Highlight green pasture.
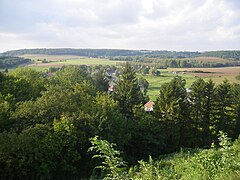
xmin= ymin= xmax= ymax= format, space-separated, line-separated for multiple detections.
xmin=140 ymin=69 xmax=239 ymax=100
xmin=140 ymin=71 xmax=198 ymax=100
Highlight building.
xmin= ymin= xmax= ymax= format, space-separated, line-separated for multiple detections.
xmin=108 ymin=81 xmax=115 ymax=93
xmin=144 ymin=101 xmax=155 ymax=112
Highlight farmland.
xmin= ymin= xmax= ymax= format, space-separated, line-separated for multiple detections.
xmin=140 ymin=73 xmax=197 ymax=100
xmin=168 ymin=67 xmax=240 ymax=83
xmin=139 ymin=67 xmax=240 ymax=100
xmin=20 ymin=54 xmax=125 ymax=71
xmin=16 ymin=54 xmax=240 ymax=99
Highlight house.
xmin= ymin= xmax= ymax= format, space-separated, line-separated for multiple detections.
xmin=108 ymin=81 xmax=115 ymax=93
xmin=108 ymin=85 xmax=114 ymax=93
xmin=144 ymin=101 xmax=155 ymax=112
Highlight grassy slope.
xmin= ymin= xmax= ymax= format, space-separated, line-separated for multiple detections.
xmin=127 ymin=134 xmax=240 ymax=179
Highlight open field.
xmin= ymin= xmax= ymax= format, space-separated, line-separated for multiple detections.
xmin=140 ymin=72 xmax=199 ymax=100
xmin=21 ymin=54 xmax=125 ymax=70
xmin=168 ymin=67 xmax=240 ymax=84
xmin=141 ymin=67 xmax=240 ymax=100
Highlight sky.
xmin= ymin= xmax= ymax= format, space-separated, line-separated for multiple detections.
xmin=0 ymin=0 xmax=240 ymax=52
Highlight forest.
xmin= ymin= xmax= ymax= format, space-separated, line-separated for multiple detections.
xmin=0 ymin=63 xmax=240 ymax=179
xmin=2 ymin=48 xmax=240 ymax=59
xmin=0 ymin=56 xmax=31 ymax=69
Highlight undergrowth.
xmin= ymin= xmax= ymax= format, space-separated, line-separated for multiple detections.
xmin=89 ymin=131 xmax=240 ymax=180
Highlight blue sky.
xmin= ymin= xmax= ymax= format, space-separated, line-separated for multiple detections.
xmin=0 ymin=0 xmax=240 ymax=52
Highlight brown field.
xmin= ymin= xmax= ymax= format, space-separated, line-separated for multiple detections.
xmin=20 ymin=54 xmax=86 ymax=62
xmin=168 ymin=67 xmax=240 ymax=84
xmin=169 ymin=67 xmax=240 ymax=75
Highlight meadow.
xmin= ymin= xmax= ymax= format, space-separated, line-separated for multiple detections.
xmin=140 ymin=72 xmax=197 ymax=100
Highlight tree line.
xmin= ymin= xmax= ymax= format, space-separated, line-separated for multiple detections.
xmin=2 ymin=48 xmax=240 ymax=59
xmin=129 ymin=58 xmax=240 ymax=68
xmin=0 ymin=56 xmax=31 ymax=69
xmin=0 ymin=63 xmax=240 ymax=178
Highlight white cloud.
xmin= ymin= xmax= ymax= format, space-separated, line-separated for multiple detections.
xmin=0 ymin=0 xmax=240 ymax=52
xmin=0 ymin=32 xmax=45 ymax=52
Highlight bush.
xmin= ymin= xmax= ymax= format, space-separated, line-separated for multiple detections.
xmin=126 ymin=131 xmax=240 ymax=179
xmin=89 ymin=136 xmax=127 ymax=179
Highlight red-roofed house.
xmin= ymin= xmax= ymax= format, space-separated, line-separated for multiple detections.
xmin=144 ymin=101 xmax=155 ymax=112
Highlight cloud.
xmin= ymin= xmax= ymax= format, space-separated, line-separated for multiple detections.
xmin=0 ymin=0 xmax=240 ymax=52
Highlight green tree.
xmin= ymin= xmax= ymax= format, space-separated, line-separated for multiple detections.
xmin=12 ymin=81 xmax=96 ymax=130
xmin=91 ymin=66 xmax=108 ymax=92
xmin=114 ymin=63 xmax=146 ymax=119
xmin=10 ymin=68 xmax=46 ymax=101
xmin=155 ymin=76 xmax=191 ymax=148
xmin=142 ymin=66 xmax=150 ymax=75
xmin=124 ymin=108 xmax=165 ymax=162
xmin=0 ymin=120 xmax=81 ymax=179
xmin=213 ymin=80 xmax=235 ymax=139
xmin=138 ymin=77 xmax=149 ymax=98
xmin=189 ymin=78 xmax=215 ymax=146
xmin=93 ymin=92 xmax=130 ymax=149
xmin=155 ymin=76 xmax=188 ymax=121
xmin=151 ymin=68 xmax=161 ymax=76
xmin=169 ymin=60 xmax=178 ymax=68
xmin=0 ymin=93 xmax=11 ymax=132
xmin=52 ymin=65 xmax=91 ymax=88
xmin=232 ymin=83 xmax=240 ymax=138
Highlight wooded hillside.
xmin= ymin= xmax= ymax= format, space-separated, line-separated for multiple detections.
xmin=2 ymin=48 xmax=240 ymax=59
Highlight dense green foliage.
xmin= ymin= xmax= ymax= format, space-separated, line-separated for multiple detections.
xmin=128 ymin=58 xmax=240 ymax=69
xmin=89 ymin=136 xmax=127 ymax=179
xmin=0 ymin=56 xmax=31 ymax=68
xmin=2 ymin=48 xmax=240 ymax=60
xmin=87 ymin=132 xmax=240 ymax=179
xmin=0 ymin=48 xmax=200 ymax=57
xmin=202 ymin=50 xmax=240 ymax=59
xmin=0 ymin=64 xmax=240 ymax=179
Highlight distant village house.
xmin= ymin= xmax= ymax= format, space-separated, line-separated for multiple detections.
xmin=144 ymin=101 xmax=155 ymax=112
xmin=108 ymin=81 xmax=115 ymax=93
